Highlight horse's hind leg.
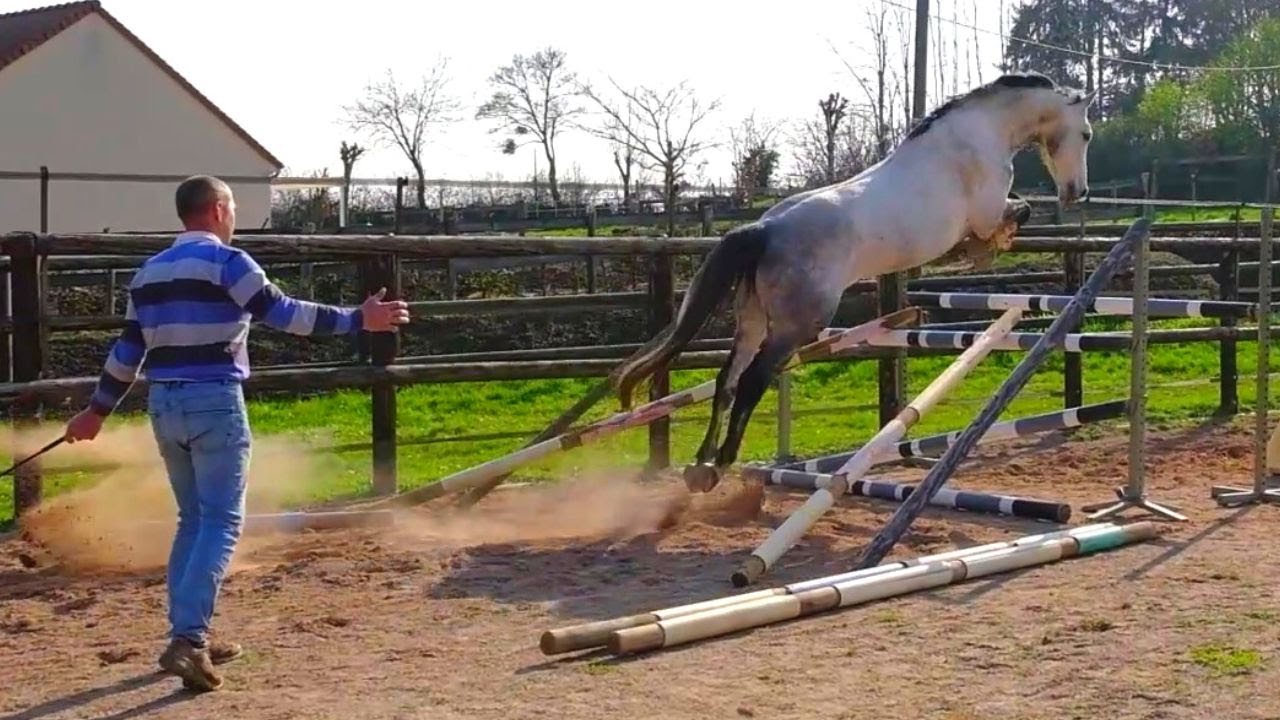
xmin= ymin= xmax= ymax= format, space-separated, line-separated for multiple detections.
xmin=694 ymin=290 xmax=766 ymax=464
xmin=712 ymin=328 xmax=812 ymax=475
xmin=699 ymin=281 xmax=840 ymax=490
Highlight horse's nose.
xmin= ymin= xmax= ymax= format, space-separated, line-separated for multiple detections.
xmin=1079 ymin=185 xmax=1090 ymax=200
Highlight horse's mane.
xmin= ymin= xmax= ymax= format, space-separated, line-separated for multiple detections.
xmin=905 ymin=72 xmax=1085 ymax=141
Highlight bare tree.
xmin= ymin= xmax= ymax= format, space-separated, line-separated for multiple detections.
xmin=580 ymin=79 xmax=720 ymax=233
xmin=343 ymin=59 xmax=459 ymax=209
xmin=728 ymin=113 xmax=782 ymax=205
xmin=789 ymin=94 xmax=877 ymax=188
xmin=338 ymin=141 xmax=366 ymax=225
xmin=604 ymin=102 xmax=640 ymax=211
xmin=829 ymin=7 xmax=897 ymax=160
xmin=475 ymin=47 xmax=583 ymax=206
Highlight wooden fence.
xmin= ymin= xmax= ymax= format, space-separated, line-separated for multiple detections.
xmin=1 ymin=217 xmax=1275 ymax=519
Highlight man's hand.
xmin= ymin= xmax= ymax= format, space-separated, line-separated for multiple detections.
xmin=360 ymin=287 xmax=411 ymax=333
xmin=65 ymin=408 xmax=105 ymax=443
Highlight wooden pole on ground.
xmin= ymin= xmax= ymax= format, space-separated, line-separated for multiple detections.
xmin=541 ymin=522 xmax=1119 ymax=656
xmin=853 ymin=218 xmax=1151 ymax=571
xmin=608 ymin=522 xmax=1157 ymax=656
xmin=731 ymin=306 xmax=1023 ymax=587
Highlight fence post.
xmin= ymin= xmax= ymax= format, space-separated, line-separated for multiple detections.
xmin=1063 ymin=206 xmax=1086 ymax=409
xmin=363 ymin=252 xmax=400 ymax=496
xmin=393 ymin=177 xmax=406 ymax=234
xmin=0 ymin=263 xmax=8 ymax=385
xmin=776 ymin=372 xmax=793 ymax=463
xmin=39 ymin=166 xmax=48 ymax=233
xmin=1217 ymin=208 xmax=1242 ymax=416
xmin=877 ymin=272 xmax=906 ymax=426
xmin=585 ymin=206 xmax=597 ymax=294
xmin=647 ymin=252 xmax=675 ymax=472
xmin=9 ymin=234 xmax=44 ymax=516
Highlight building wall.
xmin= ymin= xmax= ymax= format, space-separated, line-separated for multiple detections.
xmin=0 ymin=12 xmax=279 ymax=234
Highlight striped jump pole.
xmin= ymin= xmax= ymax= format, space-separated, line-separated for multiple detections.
xmin=745 ymin=468 xmax=1071 ymax=522
xmin=540 ymin=522 xmax=1120 ymax=655
xmin=776 ymin=399 xmax=1127 ymax=473
xmin=607 ymin=521 xmax=1158 ymax=656
xmin=375 ymin=308 xmax=923 ymax=507
xmin=852 ymin=218 xmax=1151 ymax=573
xmin=908 ymin=291 xmax=1258 ymax=320
xmin=730 ymin=307 xmax=1024 ymax=588
xmin=863 ymin=327 xmax=1251 ymax=353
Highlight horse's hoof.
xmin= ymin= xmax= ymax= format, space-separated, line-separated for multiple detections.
xmin=682 ymin=464 xmax=722 ymax=493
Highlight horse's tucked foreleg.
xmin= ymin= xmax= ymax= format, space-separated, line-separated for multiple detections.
xmin=953 ymin=192 xmax=1033 ymax=269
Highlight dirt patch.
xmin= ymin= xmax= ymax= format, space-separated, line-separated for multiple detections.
xmin=4 ymin=422 xmax=1280 ymax=720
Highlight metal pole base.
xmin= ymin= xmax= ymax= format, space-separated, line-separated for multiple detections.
xmin=1082 ymin=486 xmax=1189 ymax=522
xmin=1211 ymin=478 xmax=1280 ymax=507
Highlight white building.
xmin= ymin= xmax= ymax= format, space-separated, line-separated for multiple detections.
xmin=0 ymin=1 xmax=282 ymax=233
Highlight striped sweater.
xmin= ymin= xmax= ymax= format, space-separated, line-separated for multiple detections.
xmin=88 ymin=231 xmax=364 ymax=416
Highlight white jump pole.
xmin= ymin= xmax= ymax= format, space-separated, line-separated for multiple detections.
xmin=730 ymin=307 xmax=1024 ymax=587
xmin=539 ymin=522 xmax=1120 ymax=655
xmin=608 ymin=521 xmax=1158 ymax=655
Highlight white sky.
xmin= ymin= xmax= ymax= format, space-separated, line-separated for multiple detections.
xmin=4 ymin=0 xmax=1016 ymax=186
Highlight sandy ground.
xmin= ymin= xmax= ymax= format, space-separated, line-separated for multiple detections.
xmin=3 ymin=419 xmax=1280 ymax=720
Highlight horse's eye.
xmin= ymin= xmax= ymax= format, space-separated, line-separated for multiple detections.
xmin=1082 ymin=131 xmax=1093 ymax=141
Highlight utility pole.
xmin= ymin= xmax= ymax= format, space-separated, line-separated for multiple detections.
xmin=878 ymin=0 xmax=929 ymax=426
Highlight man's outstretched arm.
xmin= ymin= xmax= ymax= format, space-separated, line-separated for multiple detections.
xmin=221 ymin=249 xmax=409 ymax=334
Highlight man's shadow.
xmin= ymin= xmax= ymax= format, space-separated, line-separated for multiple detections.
xmin=0 ymin=671 xmax=195 ymax=720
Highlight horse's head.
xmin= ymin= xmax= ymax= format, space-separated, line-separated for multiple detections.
xmin=1028 ymin=83 xmax=1097 ymax=207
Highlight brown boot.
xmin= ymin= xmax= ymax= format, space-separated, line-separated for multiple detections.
xmin=208 ymin=638 xmax=243 ymax=665
xmin=158 ymin=638 xmax=223 ymax=692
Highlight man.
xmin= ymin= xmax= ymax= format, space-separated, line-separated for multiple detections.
xmin=62 ymin=175 xmax=409 ymax=691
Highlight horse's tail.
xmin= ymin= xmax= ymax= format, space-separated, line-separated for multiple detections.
xmin=611 ymin=222 xmax=771 ymax=408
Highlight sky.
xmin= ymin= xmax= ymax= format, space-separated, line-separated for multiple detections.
xmin=4 ymin=0 xmax=1016 ymax=188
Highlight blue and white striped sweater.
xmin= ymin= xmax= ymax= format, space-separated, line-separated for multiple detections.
xmin=89 ymin=231 xmax=364 ymax=416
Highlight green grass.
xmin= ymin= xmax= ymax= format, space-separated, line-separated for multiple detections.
xmin=0 ymin=314 xmax=1264 ymax=525
xmin=1188 ymin=644 xmax=1264 ymax=676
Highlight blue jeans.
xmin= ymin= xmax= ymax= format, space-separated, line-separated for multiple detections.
xmin=147 ymin=379 xmax=251 ymax=647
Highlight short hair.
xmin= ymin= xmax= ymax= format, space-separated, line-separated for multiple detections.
xmin=174 ymin=175 xmax=231 ymax=221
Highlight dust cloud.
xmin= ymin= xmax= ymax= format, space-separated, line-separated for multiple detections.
xmin=6 ymin=421 xmax=326 ymax=575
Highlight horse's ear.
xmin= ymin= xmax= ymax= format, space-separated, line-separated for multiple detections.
xmin=1071 ymin=89 xmax=1098 ymax=106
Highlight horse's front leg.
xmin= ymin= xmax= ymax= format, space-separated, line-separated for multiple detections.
xmin=954 ymin=192 xmax=1033 ymax=269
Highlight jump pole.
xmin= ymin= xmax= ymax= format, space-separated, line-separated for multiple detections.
xmin=540 ymin=521 xmax=1119 ymax=655
xmin=908 ymin=291 xmax=1258 ymax=320
xmin=852 ymin=218 xmax=1152 ymax=572
xmin=608 ymin=521 xmax=1158 ymax=656
xmin=746 ymin=468 xmax=1072 ymax=522
xmin=372 ymin=308 xmax=922 ymax=507
xmin=775 ymin=399 xmax=1128 ymax=473
xmin=730 ymin=306 xmax=1024 ymax=588
xmin=455 ymin=378 xmax=615 ymax=508
xmin=1213 ymin=148 xmax=1279 ymax=507
xmin=865 ymin=327 xmax=1253 ymax=353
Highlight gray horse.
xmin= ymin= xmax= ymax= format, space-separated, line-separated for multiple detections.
xmin=611 ymin=72 xmax=1095 ymax=492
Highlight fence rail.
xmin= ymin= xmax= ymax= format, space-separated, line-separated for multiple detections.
xmin=2 ymin=216 xmax=1273 ymax=520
